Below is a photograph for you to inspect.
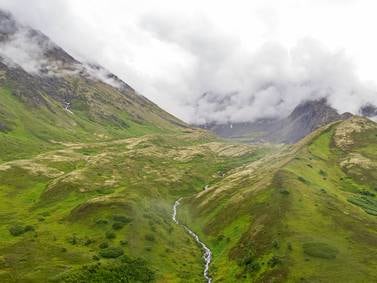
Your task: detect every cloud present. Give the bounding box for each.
[0,0,377,124]
[141,14,377,124]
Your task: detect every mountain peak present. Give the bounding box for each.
[201,98,352,144]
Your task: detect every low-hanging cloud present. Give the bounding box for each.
[0,0,377,124]
[142,14,377,124]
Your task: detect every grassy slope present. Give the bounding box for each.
[182,117,377,282]
[0,78,184,162]
[0,121,272,282]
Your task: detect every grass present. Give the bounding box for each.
[180,118,377,282]
[0,117,266,281]
[2,77,377,282]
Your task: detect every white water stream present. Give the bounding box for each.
[172,198,212,283]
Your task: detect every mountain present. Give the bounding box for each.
[360,103,377,118]
[0,10,267,282]
[183,116,377,282]
[1,8,377,283]
[202,98,352,143]
[0,10,187,162]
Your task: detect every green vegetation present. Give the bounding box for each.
[0,84,270,281]
[181,118,377,282]
[348,195,377,215]
[53,257,154,282]
[8,224,34,236]
[99,247,124,258]
[2,70,377,282]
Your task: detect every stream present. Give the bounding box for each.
[172,198,212,283]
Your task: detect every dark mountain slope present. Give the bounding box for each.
[203,98,352,143]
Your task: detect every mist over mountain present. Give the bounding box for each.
[1,1,377,124]
[201,98,353,143]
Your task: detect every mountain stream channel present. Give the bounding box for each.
[172,197,212,283]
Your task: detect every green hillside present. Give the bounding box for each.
[0,64,186,162]
[0,107,272,282]
[179,116,377,282]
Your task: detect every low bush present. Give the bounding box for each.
[112,215,132,224]
[145,234,155,242]
[359,190,376,197]
[105,231,116,239]
[112,222,125,230]
[99,242,109,249]
[95,219,108,225]
[9,225,26,236]
[267,256,282,267]
[297,176,309,184]
[54,257,154,282]
[99,247,124,258]
[67,235,78,245]
[8,224,34,236]
[120,240,128,246]
[272,239,280,249]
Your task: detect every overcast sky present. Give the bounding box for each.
[1,0,377,123]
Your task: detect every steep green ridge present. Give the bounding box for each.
[181,116,377,282]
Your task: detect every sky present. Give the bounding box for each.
[0,0,377,123]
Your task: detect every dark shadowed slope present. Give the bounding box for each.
[202,98,352,144]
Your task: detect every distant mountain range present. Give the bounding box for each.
[200,98,377,143]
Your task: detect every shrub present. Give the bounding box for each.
[120,240,128,246]
[99,242,109,249]
[272,239,280,249]
[319,169,327,177]
[297,176,309,184]
[95,219,108,225]
[246,261,260,273]
[359,190,376,197]
[8,224,34,236]
[9,225,26,236]
[99,247,124,258]
[55,258,154,282]
[267,256,282,267]
[112,222,125,230]
[84,238,95,246]
[67,235,78,245]
[112,215,132,224]
[105,231,116,239]
[145,234,155,242]
[216,234,225,241]
[287,242,293,251]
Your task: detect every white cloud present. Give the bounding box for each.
[0,0,377,123]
